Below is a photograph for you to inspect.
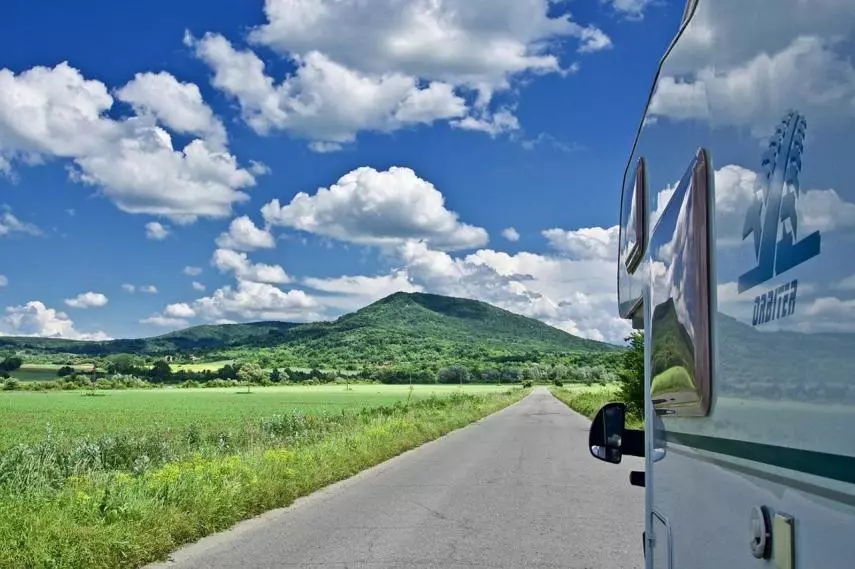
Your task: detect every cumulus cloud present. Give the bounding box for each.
[141,315,189,328]
[0,210,40,237]
[0,63,257,222]
[216,215,275,251]
[192,281,206,292]
[145,221,170,240]
[141,285,158,294]
[502,227,520,242]
[0,301,110,340]
[543,226,619,260]
[193,280,321,322]
[650,36,855,132]
[188,0,609,148]
[601,0,655,20]
[212,248,291,284]
[116,71,227,147]
[121,283,136,293]
[303,270,422,311]
[261,166,488,251]
[183,266,202,276]
[64,292,109,309]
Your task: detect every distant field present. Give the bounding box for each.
[1,384,508,448]
[8,363,95,382]
[169,360,234,372]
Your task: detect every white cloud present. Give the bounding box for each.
[192,280,321,322]
[249,160,271,176]
[164,302,196,319]
[0,211,40,237]
[601,0,654,20]
[391,239,629,342]
[502,227,520,242]
[216,215,275,251]
[650,36,855,132]
[0,275,7,287]
[188,1,609,148]
[835,274,855,291]
[64,291,109,309]
[187,33,467,149]
[141,315,189,328]
[543,226,619,260]
[0,63,257,222]
[249,0,608,84]
[121,283,136,293]
[303,270,422,310]
[451,109,520,136]
[141,285,158,294]
[261,166,488,251]
[145,221,170,240]
[0,301,110,340]
[116,71,227,147]
[192,281,206,292]
[183,266,202,276]
[212,248,291,284]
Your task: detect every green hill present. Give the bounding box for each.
[0,293,616,367]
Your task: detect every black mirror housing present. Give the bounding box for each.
[589,402,627,464]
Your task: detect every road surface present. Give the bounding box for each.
[149,387,644,569]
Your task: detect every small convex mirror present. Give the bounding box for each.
[589,402,626,464]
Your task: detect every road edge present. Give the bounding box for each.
[145,388,536,568]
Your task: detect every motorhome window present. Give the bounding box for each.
[620,157,646,274]
[648,149,713,417]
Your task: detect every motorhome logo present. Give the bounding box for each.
[738,111,820,325]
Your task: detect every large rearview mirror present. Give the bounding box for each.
[589,402,626,464]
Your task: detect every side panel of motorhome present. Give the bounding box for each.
[622,1,855,567]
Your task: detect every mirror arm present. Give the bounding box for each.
[623,428,645,457]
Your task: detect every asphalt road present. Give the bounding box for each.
[149,387,644,569]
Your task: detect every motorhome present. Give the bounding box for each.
[588,1,855,567]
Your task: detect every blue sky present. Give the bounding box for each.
[0,0,682,342]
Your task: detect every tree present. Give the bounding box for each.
[438,365,469,385]
[150,360,172,383]
[237,362,265,393]
[0,356,23,372]
[57,366,76,377]
[617,331,645,416]
[269,368,282,383]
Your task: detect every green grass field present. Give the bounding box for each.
[168,360,234,372]
[0,385,525,569]
[1,384,508,449]
[8,363,96,382]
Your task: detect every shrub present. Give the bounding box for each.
[552,379,563,387]
[2,378,20,391]
[521,380,533,388]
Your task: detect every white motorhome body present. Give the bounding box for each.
[591,1,855,567]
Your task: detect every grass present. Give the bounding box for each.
[651,365,694,395]
[0,387,526,569]
[9,364,96,382]
[549,383,643,429]
[0,384,509,450]
[168,360,233,372]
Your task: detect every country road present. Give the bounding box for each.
[148,388,645,569]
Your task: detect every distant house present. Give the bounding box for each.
[163,355,176,363]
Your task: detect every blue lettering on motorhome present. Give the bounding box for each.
[752,279,798,326]
[738,112,821,294]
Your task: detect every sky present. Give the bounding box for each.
[0,0,683,343]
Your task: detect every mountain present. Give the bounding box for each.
[0,293,617,363]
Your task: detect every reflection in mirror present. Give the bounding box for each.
[618,158,647,319]
[589,402,626,464]
[649,148,712,417]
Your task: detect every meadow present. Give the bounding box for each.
[7,363,96,382]
[0,384,526,569]
[550,383,644,428]
[1,384,509,448]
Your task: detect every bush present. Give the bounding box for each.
[521,380,533,388]
[617,331,645,416]
[2,378,20,391]
[178,380,201,389]
[552,379,563,387]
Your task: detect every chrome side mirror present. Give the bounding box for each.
[589,402,627,464]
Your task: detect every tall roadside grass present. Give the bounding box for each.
[0,389,526,569]
[549,384,643,429]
